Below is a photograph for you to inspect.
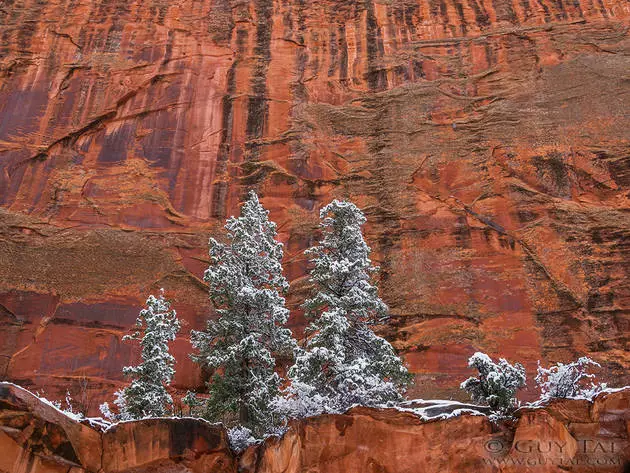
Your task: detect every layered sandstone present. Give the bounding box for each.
[1,382,629,472]
[0,382,235,473]
[0,0,629,408]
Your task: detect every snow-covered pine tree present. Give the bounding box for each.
[460,352,526,417]
[100,291,180,420]
[190,191,296,437]
[286,200,412,415]
[536,357,606,401]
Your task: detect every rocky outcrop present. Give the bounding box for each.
[0,382,102,473]
[0,0,629,406]
[241,392,630,473]
[0,383,234,473]
[1,382,629,472]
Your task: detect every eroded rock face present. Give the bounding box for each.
[103,418,235,473]
[0,382,235,473]
[1,382,629,473]
[241,391,630,473]
[0,382,102,472]
[0,0,629,406]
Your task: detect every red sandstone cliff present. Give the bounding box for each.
[1,382,629,472]
[0,0,629,408]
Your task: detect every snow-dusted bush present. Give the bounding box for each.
[190,191,296,437]
[536,357,606,401]
[460,352,526,417]
[33,390,85,421]
[286,200,412,416]
[227,426,258,452]
[272,380,334,419]
[99,400,115,421]
[62,391,85,421]
[101,291,180,420]
[99,389,128,421]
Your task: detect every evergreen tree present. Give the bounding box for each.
[101,291,180,420]
[190,191,295,437]
[286,200,412,415]
[460,352,526,417]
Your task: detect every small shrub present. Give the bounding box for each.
[227,426,258,453]
[460,352,526,417]
[536,357,606,401]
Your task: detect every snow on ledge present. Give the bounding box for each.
[0,381,102,424]
[523,385,630,409]
[385,399,490,421]
[3,381,629,432]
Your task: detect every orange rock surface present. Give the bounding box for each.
[0,0,629,408]
[2,382,629,472]
[242,391,630,473]
[0,382,235,473]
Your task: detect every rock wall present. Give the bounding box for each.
[1,382,629,472]
[0,383,234,473]
[0,0,629,407]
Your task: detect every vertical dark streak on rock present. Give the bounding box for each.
[162,29,174,65]
[212,25,247,219]
[428,0,440,20]
[595,0,609,18]
[4,161,27,206]
[104,1,130,54]
[405,4,417,38]
[352,10,363,86]
[310,29,320,78]
[366,0,387,91]
[483,40,496,67]
[393,3,406,40]
[492,0,519,23]
[412,59,424,81]
[570,0,584,18]
[0,3,12,59]
[520,0,533,21]
[535,0,553,23]
[16,0,45,51]
[212,57,239,219]
[453,0,468,34]
[245,0,273,163]
[549,0,568,20]
[386,5,398,50]
[288,0,311,184]
[328,24,339,77]
[468,0,491,29]
[293,0,308,103]
[165,59,190,203]
[454,215,473,248]
[338,22,349,83]
[439,0,450,32]
[372,113,401,293]
[207,0,236,44]
[282,2,293,37]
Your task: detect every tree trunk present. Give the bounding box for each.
[239,401,249,424]
[239,358,249,425]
